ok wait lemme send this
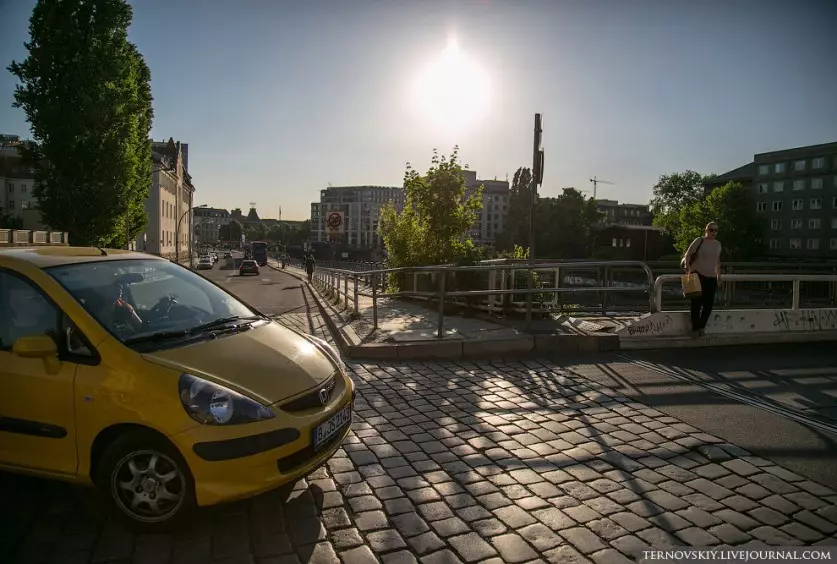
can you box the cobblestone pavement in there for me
[2,287,837,563]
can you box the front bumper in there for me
[172,376,356,507]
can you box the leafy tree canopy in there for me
[380,147,483,286]
[675,181,763,260]
[8,0,153,247]
[650,170,716,237]
[535,188,602,259]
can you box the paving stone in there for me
[626,500,665,518]
[564,504,603,524]
[430,517,470,538]
[716,474,749,490]
[408,532,446,556]
[490,534,538,563]
[455,505,492,523]
[675,507,721,529]
[642,490,689,511]
[382,551,419,564]
[609,535,651,560]
[391,512,431,537]
[586,518,629,541]
[708,523,751,544]
[384,498,416,516]
[417,502,454,522]
[714,509,760,531]
[559,527,607,554]
[420,549,463,564]
[760,494,800,514]
[329,528,365,550]
[448,533,497,562]
[339,545,379,564]
[590,548,634,564]
[785,491,828,511]
[355,511,389,532]
[795,510,837,534]
[583,496,624,516]
[636,527,683,549]
[471,518,508,537]
[493,505,537,528]
[349,495,383,513]
[721,495,761,513]
[301,542,340,564]
[752,474,798,495]
[367,529,408,553]
[798,480,837,497]
[406,488,443,504]
[674,527,721,546]
[518,523,564,551]
[648,511,691,533]
[694,464,731,479]
[752,525,806,545]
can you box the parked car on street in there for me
[0,246,354,529]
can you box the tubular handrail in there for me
[653,273,837,313]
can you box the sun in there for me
[410,37,491,131]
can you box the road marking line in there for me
[613,353,837,437]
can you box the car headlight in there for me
[178,373,275,425]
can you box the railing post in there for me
[792,279,801,310]
[353,274,359,315]
[437,272,446,339]
[344,274,349,308]
[601,266,609,316]
[372,273,378,330]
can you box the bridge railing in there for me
[306,260,656,337]
[652,274,837,313]
[0,229,70,246]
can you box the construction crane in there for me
[589,176,615,200]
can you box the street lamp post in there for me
[177,204,206,268]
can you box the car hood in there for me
[142,321,337,405]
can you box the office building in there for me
[462,170,510,247]
[595,199,653,227]
[310,186,405,249]
[706,142,837,257]
[193,207,231,247]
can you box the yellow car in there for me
[0,246,355,530]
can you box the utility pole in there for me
[526,114,545,331]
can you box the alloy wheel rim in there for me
[111,449,185,523]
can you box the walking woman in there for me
[683,222,722,337]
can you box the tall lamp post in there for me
[177,204,206,268]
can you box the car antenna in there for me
[95,246,108,256]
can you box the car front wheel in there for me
[96,430,196,531]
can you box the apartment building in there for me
[705,142,837,258]
[134,138,195,258]
[193,207,230,246]
[310,186,405,249]
[462,170,510,246]
[595,199,652,227]
[0,135,43,229]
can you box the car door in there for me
[0,269,79,476]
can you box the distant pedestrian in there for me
[682,222,722,337]
[305,254,315,282]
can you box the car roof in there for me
[0,246,164,268]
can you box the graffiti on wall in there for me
[772,309,837,332]
[626,314,674,337]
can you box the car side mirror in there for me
[13,335,61,374]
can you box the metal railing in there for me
[308,261,656,338]
[653,274,837,313]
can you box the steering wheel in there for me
[148,294,178,320]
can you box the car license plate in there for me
[313,404,352,450]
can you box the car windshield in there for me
[47,259,258,347]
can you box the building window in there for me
[830,239,837,250]
[832,218,837,229]
[757,183,768,194]
[809,218,821,229]
[775,163,786,174]
[790,238,802,249]
[770,219,782,230]
[8,200,14,209]
[793,180,805,191]
[811,177,823,190]
[810,198,822,210]
[772,201,783,211]
[794,160,806,171]
[758,165,769,175]
[756,202,767,212]
[812,157,825,169]
[807,239,820,250]
[773,181,784,192]
[791,219,802,229]
[769,238,781,249]
[792,199,804,211]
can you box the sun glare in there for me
[410,37,490,131]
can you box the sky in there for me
[1,0,835,222]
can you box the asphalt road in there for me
[566,343,837,487]
[196,253,308,317]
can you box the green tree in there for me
[8,0,153,247]
[0,207,24,229]
[219,219,243,243]
[675,181,763,260]
[536,188,602,258]
[649,171,716,237]
[496,166,532,251]
[380,147,483,288]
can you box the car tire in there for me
[96,430,196,531]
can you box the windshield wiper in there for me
[190,315,265,333]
